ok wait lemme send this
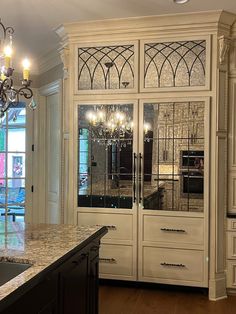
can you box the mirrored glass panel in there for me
[144,40,206,88]
[78,104,134,209]
[143,102,204,212]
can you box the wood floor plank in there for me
[99,284,236,314]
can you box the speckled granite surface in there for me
[0,222,104,302]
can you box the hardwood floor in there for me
[99,284,236,314]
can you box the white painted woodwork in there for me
[227,261,236,288]
[77,212,133,242]
[99,244,134,279]
[227,232,236,259]
[142,247,206,286]
[46,92,61,223]
[227,219,236,289]
[143,215,204,246]
[56,11,236,300]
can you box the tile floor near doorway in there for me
[99,284,236,314]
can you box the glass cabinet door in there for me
[77,103,136,209]
[141,101,205,212]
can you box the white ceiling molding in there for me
[56,10,236,44]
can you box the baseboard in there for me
[99,279,208,295]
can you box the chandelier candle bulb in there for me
[4,45,12,69]
[22,58,30,80]
[0,18,34,117]
[0,72,6,81]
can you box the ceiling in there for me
[1,0,236,74]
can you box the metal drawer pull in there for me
[160,228,186,233]
[99,258,116,263]
[160,262,186,268]
[96,225,116,230]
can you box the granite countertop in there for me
[0,222,105,303]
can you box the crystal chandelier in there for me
[0,18,34,118]
[86,105,133,148]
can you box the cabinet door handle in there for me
[160,228,186,233]
[139,153,142,203]
[133,153,137,203]
[99,258,116,263]
[160,262,186,268]
[72,253,87,265]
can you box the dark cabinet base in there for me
[0,233,106,314]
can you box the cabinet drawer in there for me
[227,219,236,231]
[143,215,204,246]
[77,212,133,241]
[143,247,204,283]
[227,232,236,259]
[99,244,133,277]
[227,260,236,288]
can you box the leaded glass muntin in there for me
[141,36,210,92]
[142,101,205,212]
[77,103,135,209]
[77,43,137,92]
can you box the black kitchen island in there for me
[0,222,107,314]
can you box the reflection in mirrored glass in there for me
[143,102,204,212]
[78,104,134,209]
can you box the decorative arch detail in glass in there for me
[144,40,206,88]
[78,45,135,90]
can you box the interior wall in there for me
[38,64,63,87]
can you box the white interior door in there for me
[46,93,61,223]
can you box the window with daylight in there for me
[0,102,26,222]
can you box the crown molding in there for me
[56,10,236,44]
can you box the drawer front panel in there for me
[77,212,133,241]
[227,232,236,259]
[99,244,133,277]
[143,215,204,246]
[227,219,236,231]
[227,261,236,288]
[143,247,204,282]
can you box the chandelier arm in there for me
[0,91,10,113]
[5,26,14,36]
[0,78,13,94]
[0,19,14,39]
[17,87,33,99]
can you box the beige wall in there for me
[38,63,63,87]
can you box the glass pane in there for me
[78,104,134,209]
[0,128,6,151]
[0,153,6,177]
[143,102,204,212]
[144,40,206,88]
[8,107,26,125]
[0,180,6,205]
[7,179,25,203]
[78,45,135,90]
[7,154,25,178]
[8,128,26,152]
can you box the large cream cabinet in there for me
[56,10,236,300]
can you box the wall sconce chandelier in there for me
[0,18,35,118]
